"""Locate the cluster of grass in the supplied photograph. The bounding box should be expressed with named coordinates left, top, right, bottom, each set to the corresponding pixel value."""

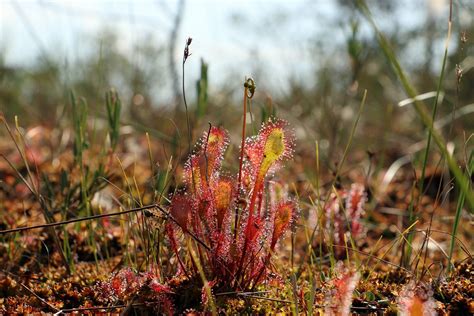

left=0, top=1, right=473, bottom=314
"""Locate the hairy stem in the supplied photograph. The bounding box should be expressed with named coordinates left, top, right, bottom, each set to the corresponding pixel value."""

left=234, top=82, right=249, bottom=240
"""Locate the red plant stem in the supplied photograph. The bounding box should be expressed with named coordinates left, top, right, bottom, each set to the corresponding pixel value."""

left=251, top=234, right=280, bottom=290
left=236, top=177, right=263, bottom=283
left=234, top=84, right=248, bottom=240
left=202, top=123, right=212, bottom=188
left=250, top=254, right=270, bottom=291
left=245, top=177, right=263, bottom=239
left=240, top=241, right=267, bottom=289
left=167, top=226, right=191, bottom=278
left=257, top=191, right=264, bottom=218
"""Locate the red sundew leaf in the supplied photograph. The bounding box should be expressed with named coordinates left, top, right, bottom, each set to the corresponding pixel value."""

left=170, top=194, right=193, bottom=231
left=346, top=183, right=365, bottom=211
left=244, top=136, right=262, bottom=174
left=241, top=161, right=255, bottom=192
left=244, top=118, right=295, bottom=231
left=149, top=280, right=174, bottom=294
left=324, top=262, right=360, bottom=316
left=200, top=126, right=229, bottom=180
left=97, top=268, right=145, bottom=303
left=110, top=276, right=122, bottom=294
left=409, top=297, right=427, bottom=316
left=212, top=177, right=234, bottom=230
left=324, top=184, right=367, bottom=259
left=345, top=183, right=366, bottom=237
left=245, top=217, right=264, bottom=247
left=398, top=281, right=437, bottom=316
left=210, top=230, right=225, bottom=258
left=183, top=156, right=202, bottom=194
left=185, top=126, right=229, bottom=191
left=147, top=279, right=175, bottom=315
left=197, top=196, right=212, bottom=218
left=271, top=201, right=296, bottom=250
left=160, top=296, right=176, bottom=316
left=325, top=192, right=343, bottom=240
left=245, top=118, right=295, bottom=182
left=258, top=118, right=294, bottom=162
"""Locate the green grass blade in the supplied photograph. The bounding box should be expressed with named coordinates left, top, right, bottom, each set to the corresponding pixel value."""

left=447, top=150, right=472, bottom=272
left=356, top=0, right=474, bottom=211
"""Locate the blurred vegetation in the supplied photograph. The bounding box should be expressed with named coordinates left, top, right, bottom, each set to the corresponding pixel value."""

left=0, top=1, right=473, bottom=169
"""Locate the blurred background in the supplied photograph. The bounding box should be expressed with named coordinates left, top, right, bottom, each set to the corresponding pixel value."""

left=0, top=0, right=473, bottom=171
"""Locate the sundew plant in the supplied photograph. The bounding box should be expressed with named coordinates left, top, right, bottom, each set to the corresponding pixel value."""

left=166, top=117, right=298, bottom=294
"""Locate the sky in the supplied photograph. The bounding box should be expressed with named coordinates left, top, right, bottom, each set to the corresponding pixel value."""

left=0, top=0, right=466, bottom=101
left=1, top=1, right=319, bottom=78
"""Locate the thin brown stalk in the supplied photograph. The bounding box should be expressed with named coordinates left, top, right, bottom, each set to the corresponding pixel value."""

left=56, top=304, right=144, bottom=314
left=234, top=80, right=249, bottom=240
left=0, top=204, right=158, bottom=235
left=0, top=204, right=212, bottom=251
